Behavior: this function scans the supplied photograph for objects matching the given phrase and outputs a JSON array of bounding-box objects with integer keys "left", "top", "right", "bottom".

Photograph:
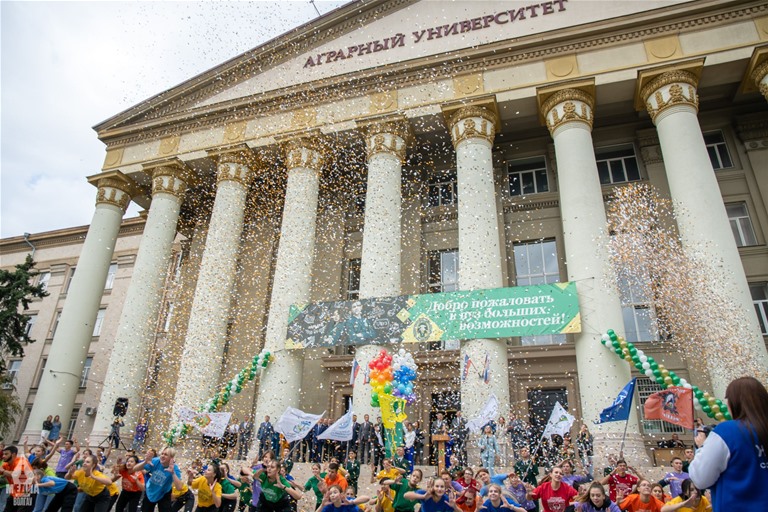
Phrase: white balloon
[
  {"left": 645, "top": 369, "right": 654, "bottom": 378},
  {"left": 642, "top": 362, "right": 651, "bottom": 370},
  {"left": 399, "top": 348, "right": 406, "bottom": 356},
  {"left": 639, "top": 355, "right": 648, "bottom": 363}
]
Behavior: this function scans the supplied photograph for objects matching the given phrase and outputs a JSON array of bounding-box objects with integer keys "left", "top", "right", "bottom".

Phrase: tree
[{"left": 0, "top": 254, "right": 49, "bottom": 375}]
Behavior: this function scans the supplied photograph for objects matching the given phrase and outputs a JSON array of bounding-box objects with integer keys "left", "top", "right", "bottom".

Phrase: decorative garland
[
  {"left": 162, "top": 349, "right": 274, "bottom": 446},
  {"left": 601, "top": 329, "right": 731, "bottom": 422}
]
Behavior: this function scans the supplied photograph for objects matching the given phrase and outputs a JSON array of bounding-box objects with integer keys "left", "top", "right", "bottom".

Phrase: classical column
[
  {"left": 445, "top": 105, "right": 510, "bottom": 419},
  {"left": 539, "top": 85, "right": 645, "bottom": 463},
  {"left": 640, "top": 67, "right": 768, "bottom": 393},
  {"left": 352, "top": 119, "right": 409, "bottom": 421},
  {"left": 24, "top": 172, "right": 134, "bottom": 439},
  {"left": 91, "top": 161, "right": 190, "bottom": 440},
  {"left": 173, "top": 150, "right": 254, "bottom": 414},
  {"left": 255, "top": 136, "right": 326, "bottom": 424}
]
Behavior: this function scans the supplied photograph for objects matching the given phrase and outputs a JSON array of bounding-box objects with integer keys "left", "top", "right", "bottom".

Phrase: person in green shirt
[
  {"left": 385, "top": 468, "right": 423, "bottom": 512},
  {"left": 237, "top": 470, "right": 253, "bottom": 512},
  {"left": 219, "top": 462, "right": 240, "bottom": 512},
  {"left": 247, "top": 460, "right": 303, "bottom": 512},
  {"left": 392, "top": 447, "right": 409, "bottom": 477},
  {"left": 303, "top": 464, "right": 326, "bottom": 510},
  {"left": 344, "top": 452, "right": 361, "bottom": 493}
]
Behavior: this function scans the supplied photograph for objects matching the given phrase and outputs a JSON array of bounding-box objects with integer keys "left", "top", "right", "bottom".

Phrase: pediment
[{"left": 95, "top": 0, "right": 697, "bottom": 140}]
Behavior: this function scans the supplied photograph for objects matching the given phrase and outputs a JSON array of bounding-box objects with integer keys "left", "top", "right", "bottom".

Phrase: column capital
[
  {"left": 444, "top": 104, "right": 498, "bottom": 149},
  {"left": 636, "top": 59, "right": 703, "bottom": 124},
  {"left": 208, "top": 144, "right": 256, "bottom": 188},
  {"left": 143, "top": 158, "right": 193, "bottom": 199},
  {"left": 742, "top": 46, "right": 768, "bottom": 99},
  {"left": 358, "top": 116, "right": 411, "bottom": 164},
  {"left": 87, "top": 170, "right": 138, "bottom": 212},
  {"left": 537, "top": 80, "right": 595, "bottom": 136},
  {"left": 280, "top": 132, "right": 328, "bottom": 174}
]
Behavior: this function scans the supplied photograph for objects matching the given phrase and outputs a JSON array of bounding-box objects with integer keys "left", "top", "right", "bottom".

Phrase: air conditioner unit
[
  {"left": 0, "top": 383, "right": 14, "bottom": 390},
  {"left": 85, "top": 406, "right": 97, "bottom": 416}
]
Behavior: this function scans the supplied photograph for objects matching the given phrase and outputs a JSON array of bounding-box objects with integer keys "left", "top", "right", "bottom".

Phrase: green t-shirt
[
  {"left": 513, "top": 460, "right": 538, "bottom": 486},
  {"left": 390, "top": 481, "right": 418, "bottom": 512},
  {"left": 220, "top": 477, "right": 236, "bottom": 496},
  {"left": 259, "top": 473, "right": 291, "bottom": 503},
  {"left": 304, "top": 476, "right": 323, "bottom": 504},
  {"left": 238, "top": 480, "right": 252, "bottom": 504}
]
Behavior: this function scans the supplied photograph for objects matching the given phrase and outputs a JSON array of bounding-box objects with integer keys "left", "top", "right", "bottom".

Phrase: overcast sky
[{"left": 0, "top": 0, "right": 349, "bottom": 239}]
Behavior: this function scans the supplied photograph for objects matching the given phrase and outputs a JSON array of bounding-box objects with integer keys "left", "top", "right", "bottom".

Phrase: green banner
[{"left": 285, "top": 282, "right": 580, "bottom": 349}]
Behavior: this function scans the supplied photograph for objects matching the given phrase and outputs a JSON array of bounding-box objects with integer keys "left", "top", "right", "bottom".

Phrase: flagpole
[
  {"left": 618, "top": 382, "right": 636, "bottom": 457},
  {"left": 523, "top": 431, "right": 546, "bottom": 477}
]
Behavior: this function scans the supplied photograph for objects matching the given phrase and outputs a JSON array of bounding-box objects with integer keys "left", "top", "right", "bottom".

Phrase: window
[
  {"left": 704, "top": 131, "right": 733, "bottom": 170},
  {"left": 427, "top": 249, "right": 459, "bottom": 293},
  {"left": 67, "top": 408, "right": 80, "bottom": 439},
  {"left": 50, "top": 311, "right": 62, "bottom": 338},
  {"left": 751, "top": 284, "right": 768, "bottom": 336},
  {"left": 34, "top": 358, "right": 47, "bottom": 388},
  {"left": 38, "top": 271, "right": 51, "bottom": 291},
  {"left": 427, "top": 170, "right": 458, "bottom": 207},
  {"left": 92, "top": 308, "right": 106, "bottom": 337},
  {"left": 595, "top": 145, "right": 641, "bottom": 185},
  {"left": 25, "top": 314, "right": 37, "bottom": 337},
  {"left": 104, "top": 263, "right": 118, "bottom": 290},
  {"left": 726, "top": 203, "right": 757, "bottom": 247},
  {"left": 637, "top": 377, "right": 684, "bottom": 435},
  {"left": 346, "top": 259, "right": 361, "bottom": 300},
  {"left": 80, "top": 357, "right": 93, "bottom": 388},
  {"left": 509, "top": 157, "right": 549, "bottom": 196},
  {"left": 618, "top": 274, "right": 658, "bottom": 343},
  {"left": 65, "top": 267, "right": 76, "bottom": 293},
  {"left": 7, "top": 360, "right": 22, "bottom": 386},
  {"left": 514, "top": 239, "right": 565, "bottom": 345}
]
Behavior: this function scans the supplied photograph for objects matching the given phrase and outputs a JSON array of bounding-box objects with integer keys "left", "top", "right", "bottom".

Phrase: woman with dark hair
[
  {"left": 660, "top": 479, "right": 710, "bottom": 512},
  {"left": 115, "top": 455, "right": 145, "bottom": 512},
  {"left": 188, "top": 462, "right": 223, "bottom": 512},
  {"left": 689, "top": 376, "right": 768, "bottom": 510},
  {"left": 573, "top": 482, "right": 620, "bottom": 512}
]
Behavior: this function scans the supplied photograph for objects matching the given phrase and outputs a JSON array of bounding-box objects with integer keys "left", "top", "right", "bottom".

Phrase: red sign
[{"left": 644, "top": 386, "right": 694, "bottom": 430}]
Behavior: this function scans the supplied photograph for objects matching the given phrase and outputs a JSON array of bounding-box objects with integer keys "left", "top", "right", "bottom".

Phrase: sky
[{"left": 0, "top": 0, "right": 350, "bottom": 239}]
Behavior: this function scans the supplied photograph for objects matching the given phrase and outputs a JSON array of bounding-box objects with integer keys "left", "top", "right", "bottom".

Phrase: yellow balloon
[
  {"left": 715, "top": 412, "right": 725, "bottom": 421},
  {"left": 664, "top": 376, "right": 673, "bottom": 386},
  {"left": 712, "top": 404, "right": 720, "bottom": 413},
  {"left": 661, "top": 369, "right": 669, "bottom": 377}
]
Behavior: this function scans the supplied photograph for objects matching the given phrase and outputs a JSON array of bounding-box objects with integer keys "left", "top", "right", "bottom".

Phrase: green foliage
[
  {"left": 0, "top": 254, "right": 49, "bottom": 375},
  {"left": 0, "top": 375, "right": 22, "bottom": 437}
]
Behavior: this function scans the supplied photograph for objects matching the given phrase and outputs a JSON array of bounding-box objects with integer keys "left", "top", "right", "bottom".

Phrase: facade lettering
[{"left": 303, "top": 0, "right": 569, "bottom": 68}]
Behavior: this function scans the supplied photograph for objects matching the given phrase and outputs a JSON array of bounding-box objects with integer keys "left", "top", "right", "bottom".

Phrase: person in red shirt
[
  {"left": 455, "top": 468, "right": 481, "bottom": 493},
  {"left": 526, "top": 466, "right": 577, "bottom": 512},
  {"left": 618, "top": 480, "right": 664, "bottom": 512},
  {"left": 599, "top": 460, "right": 642, "bottom": 503},
  {"left": 2, "top": 445, "right": 35, "bottom": 512}
]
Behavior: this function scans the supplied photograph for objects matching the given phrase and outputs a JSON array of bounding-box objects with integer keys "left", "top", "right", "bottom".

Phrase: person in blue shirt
[
  {"left": 480, "top": 484, "right": 526, "bottom": 512},
  {"left": 129, "top": 447, "right": 184, "bottom": 512},
  {"left": 689, "top": 376, "right": 768, "bottom": 511},
  {"left": 33, "top": 469, "right": 78, "bottom": 512},
  {"left": 405, "top": 478, "right": 461, "bottom": 512}
]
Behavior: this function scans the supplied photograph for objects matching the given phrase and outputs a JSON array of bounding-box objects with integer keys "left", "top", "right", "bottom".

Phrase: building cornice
[
  {"left": 0, "top": 217, "right": 146, "bottom": 255},
  {"left": 96, "top": 1, "right": 767, "bottom": 149}
]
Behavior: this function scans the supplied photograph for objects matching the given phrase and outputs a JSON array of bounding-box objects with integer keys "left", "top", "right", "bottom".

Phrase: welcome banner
[{"left": 285, "top": 282, "right": 580, "bottom": 349}]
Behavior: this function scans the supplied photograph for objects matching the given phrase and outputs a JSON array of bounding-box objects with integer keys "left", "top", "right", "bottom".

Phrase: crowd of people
[{"left": 3, "top": 377, "right": 766, "bottom": 512}]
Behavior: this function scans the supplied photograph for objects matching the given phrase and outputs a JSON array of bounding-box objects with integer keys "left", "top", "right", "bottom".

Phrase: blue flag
[{"left": 597, "top": 378, "right": 636, "bottom": 423}]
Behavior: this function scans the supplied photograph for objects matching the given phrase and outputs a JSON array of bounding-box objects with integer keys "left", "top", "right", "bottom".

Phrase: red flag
[{"left": 644, "top": 386, "right": 694, "bottom": 429}]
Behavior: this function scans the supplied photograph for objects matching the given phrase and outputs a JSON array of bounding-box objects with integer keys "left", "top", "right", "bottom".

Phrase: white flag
[
  {"left": 275, "top": 407, "right": 324, "bottom": 443},
  {"left": 466, "top": 394, "right": 499, "bottom": 434},
  {"left": 541, "top": 401, "right": 575, "bottom": 438},
  {"left": 178, "top": 407, "right": 232, "bottom": 438},
  {"left": 318, "top": 409, "right": 355, "bottom": 441}
]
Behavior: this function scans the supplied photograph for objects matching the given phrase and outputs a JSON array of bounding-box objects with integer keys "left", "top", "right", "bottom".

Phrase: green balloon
[
  {"left": 372, "top": 391, "right": 379, "bottom": 401},
  {"left": 672, "top": 375, "right": 681, "bottom": 385},
  {"left": 384, "top": 384, "right": 393, "bottom": 394},
  {"left": 629, "top": 347, "right": 638, "bottom": 356},
  {"left": 650, "top": 361, "right": 659, "bottom": 370},
  {"left": 615, "top": 348, "right": 623, "bottom": 356},
  {"left": 702, "top": 405, "right": 712, "bottom": 415},
  {"left": 652, "top": 369, "right": 661, "bottom": 378}
]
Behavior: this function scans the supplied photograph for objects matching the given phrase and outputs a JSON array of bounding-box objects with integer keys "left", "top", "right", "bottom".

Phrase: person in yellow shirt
[
  {"left": 661, "top": 480, "right": 711, "bottom": 512},
  {"left": 373, "top": 479, "right": 396, "bottom": 512},
  {"left": 171, "top": 475, "right": 193, "bottom": 512},
  {"left": 188, "top": 464, "right": 223, "bottom": 512},
  {"left": 66, "top": 455, "right": 113, "bottom": 512},
  {"left": 371, "top": 460, "right": 405, "bottom": 484}
]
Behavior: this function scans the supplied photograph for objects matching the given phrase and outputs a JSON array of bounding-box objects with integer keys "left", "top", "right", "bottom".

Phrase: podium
[{"left": 432, "top": 434, "right": 451, "bottom": 474}]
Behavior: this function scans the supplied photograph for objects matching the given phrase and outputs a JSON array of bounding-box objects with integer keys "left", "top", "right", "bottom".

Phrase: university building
[{"left": 3, "top": 0, "right": 768, "bottom": 463}]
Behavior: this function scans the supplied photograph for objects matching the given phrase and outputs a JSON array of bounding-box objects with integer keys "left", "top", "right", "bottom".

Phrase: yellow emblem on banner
[
  {"left": 560, "top": 313, "right": 581, "bottom": 333},
  {"left": 285, "top": 338, "right": 304, "bottom": 349},
  {"left": 379, "top": 392, "right": 407, "bottom": 429},
  {"left": 401, "top": 313, "right": 443, "bottom": 343},
  {"left": 397, "top": 309, "right": 411, "bottom": 323}
]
